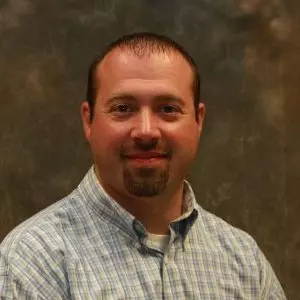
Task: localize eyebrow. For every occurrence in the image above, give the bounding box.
[105,93,185,106]
[154,94,185,106]
[105,94,136,105]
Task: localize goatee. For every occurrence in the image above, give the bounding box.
[123,166,169,197]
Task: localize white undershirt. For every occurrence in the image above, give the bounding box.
[146,233,170,252]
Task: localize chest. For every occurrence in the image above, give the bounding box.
[64,242,260,299]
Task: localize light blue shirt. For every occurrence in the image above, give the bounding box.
[0,167,286,299]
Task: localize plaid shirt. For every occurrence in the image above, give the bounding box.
[0,167,286,299]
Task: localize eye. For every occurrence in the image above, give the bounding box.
[159,105,181,114]
[110,104,135,114]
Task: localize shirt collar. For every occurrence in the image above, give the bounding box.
[78,166,199,241]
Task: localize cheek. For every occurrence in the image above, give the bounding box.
[90,122,128,157]
[171,125,199,156]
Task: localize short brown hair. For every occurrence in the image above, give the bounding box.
[86,32,201,121]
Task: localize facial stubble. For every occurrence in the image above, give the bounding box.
[123,163,170,197]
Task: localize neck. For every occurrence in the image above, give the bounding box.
[128,185,184,234]
[95,168,184,234]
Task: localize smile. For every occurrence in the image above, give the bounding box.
[128,157,166,163]
[123,152,169,165]
[123,151,169,159]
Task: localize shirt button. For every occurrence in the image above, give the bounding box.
[164,256,169,265]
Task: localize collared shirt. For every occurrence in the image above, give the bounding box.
[0,167,286,299]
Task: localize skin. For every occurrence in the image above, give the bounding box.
[81,48,205,234]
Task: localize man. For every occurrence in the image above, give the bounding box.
[0,32,286,299]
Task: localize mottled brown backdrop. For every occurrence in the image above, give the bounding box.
[0,0,299,298]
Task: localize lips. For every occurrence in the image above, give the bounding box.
[124,152,169,159]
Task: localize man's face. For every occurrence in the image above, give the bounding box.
[82,48,204,199]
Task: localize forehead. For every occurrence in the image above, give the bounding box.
[94,48,194,97]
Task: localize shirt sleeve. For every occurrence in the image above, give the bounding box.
[0,255,43,300]
[258,248,287,300]
[0,231,68,300]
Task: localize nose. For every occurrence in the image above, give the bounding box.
[130,108,161,142]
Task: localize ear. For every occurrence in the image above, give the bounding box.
[197,102,205,136]
[81,101,92,142]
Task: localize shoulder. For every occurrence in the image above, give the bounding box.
[194,204,258,250]
[0,189,86,298]
[191,204,263,274]
[192,205,273,282]
[0,188,85,261]
[190,206,286,298]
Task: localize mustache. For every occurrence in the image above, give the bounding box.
[120,139,172,157]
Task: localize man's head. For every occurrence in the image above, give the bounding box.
[81,32,205,201]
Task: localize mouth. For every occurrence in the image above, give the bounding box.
[123,152,170,165]
[125,152,168,158]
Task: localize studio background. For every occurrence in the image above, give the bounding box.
[0,0,299,298]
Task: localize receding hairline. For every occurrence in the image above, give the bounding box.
[93,45,195,88]
[86,32,201,121]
